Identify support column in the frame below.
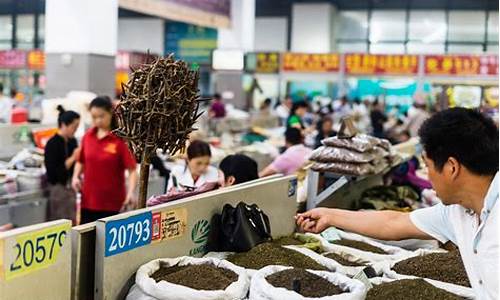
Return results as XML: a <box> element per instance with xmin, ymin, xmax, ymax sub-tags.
<box><xmin>291</xmin><ymin>3</ymin><xmax>337</xmax><ymax>53</ymax></box>
<box><xmin>215</xmin><ymin>0</ymin><xmax>255</xmax><ymax>110</ymax></box>
<box><xmin>45</xmin><ymin>0</ymin><xmax>118</xmax><ymax>98</ymax></box>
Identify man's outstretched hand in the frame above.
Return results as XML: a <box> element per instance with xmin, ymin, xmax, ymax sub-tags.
<box><xmin>295</xmin><ymin>208</ymin><xmax>333</xmax><ymax>234</ymax></box>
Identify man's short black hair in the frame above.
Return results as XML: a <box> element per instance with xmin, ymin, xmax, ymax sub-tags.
<box><xmin>219</xmin><ymin>154</ymin><xmax>258</xmax><ymax>185</ymax></box>
<box><xmin>213</xmin><ymin>93</ymin><xmax>221</xmax><ymax>100</ymax></box>
<box><xmin>418</xmin><ymin>108</ymin><xmax>498</xmax><ymax>176</ymax></box>
<box><xmin>285</xmin><ymin>127</ymin><xmax>302</xmax><ymax>145</ymax></box>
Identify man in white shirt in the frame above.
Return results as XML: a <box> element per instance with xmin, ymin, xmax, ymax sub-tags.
<box><xmin>297</xmin><ymin>108</ymin><xmax>499</xmax><ymax>299</ymax></box>
<box><xmin>0</xmin><ymin>83</ymin><xmax>14</xmax><ymax>123</ymax></box>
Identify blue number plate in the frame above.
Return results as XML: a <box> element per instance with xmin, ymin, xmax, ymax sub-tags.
<box><xmin>104</xmin><ymin>212</ymin><xmax>152</xmax><ymax>257</ymax></box>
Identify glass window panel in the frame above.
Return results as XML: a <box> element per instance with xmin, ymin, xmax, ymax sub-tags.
<box><xmin>370</xmin><ymin>43</ymin><xmax>405</xmax><ymax>54</ymax></box>
<box><xmin>447</xmin><ymin>44</ymin><xmax>484</xmax><ymax>54</ymax></box>
<box><xmin>0</xmin><ymin>42</ymin><xmax>10</xmax><ymax>50</ymax></box>
<box><xmin>487</xmin><ymin>11</ymin><xmax>498</xmax><ymax>42</ymax></box>
<box><xmin>409</xmin><ymin>10</ymin><xmax>446</xmax><ymax>42</ymax></box>
<box><xmin>16</xmin><ymin>15</ymin><xmax>34</xmax><ymax>45</ymax></box>
<box><xmin>448</xmin><ymin>11</ymin><xmax>485</xmax><ymax>42</ymax></box>
<box><xmin>38</xmin><ymin>15</ymin><xmax>45</xmax><ymax>41</ymax></box>
<box><xmin>407</xmin><ymin>43</ymin><xmax>445</xmax><ymax>54</ymax></box>
<box><xmin>486</xmin><ymin>44</ymin><xmax>498</xmax><ymax>54</ymax></box>
<box><xmin>336</xmin><ymin>10</ymin><xmax>368</xmax><ymax>40</ymax></box>
<box><xmin>337</xmin><ymin>42</ymin><xmax>367</xmax><ymax>53</ymax></box>
<box><xmin>370</xmin><ymin>10</ymin><xmax>406</xmax><ymax>42</ymax></box>
<box><xmin>0</xmin><ymin>16</ymin><xmax>12</xmax><ymax>41</ymax></box>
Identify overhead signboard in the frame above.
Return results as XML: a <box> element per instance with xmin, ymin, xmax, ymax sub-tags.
<box><xmin>345</xmin><ymin>53</ymin><xmax>419</xmax><ymax>75</ymax></box>
<box><xmin>0</xmin><ymin>50</ymin><xmax>26</xmax><ymax>69</ymax></box>
<box><xmin>245</xmin><ymin>52</ymin><xmax>280</xmax><ymax>73</ymax></box>
<box><xmin>165</xmin><ymin>21</ymin><xmax>217</xmax><ymax>64</ymax></box>
<box><xmin>424</xmin><ymin>55</ymin><xmax>498</xmax><ymax>76</ymax></box>
<box><xmin>282</xmin><ymin>53</ymin><xmax>340</xmax><ymax>72</ymax></box>
<box><xmin>27</xmin><ymin>50</ymin><xmax>45</xmax><ymax>70</ymax></box>
<box><xmin>212</xmin><ymin>49</ymin><xmax>244</xmax><ymax>71</ymax></box>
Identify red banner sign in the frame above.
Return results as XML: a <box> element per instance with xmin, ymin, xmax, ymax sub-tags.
<box><xmin>0</xmin><ymin>50</ymin><xmax>26</xmax><ymax>69</ymax></box>
<box><xmin>424</xmin><ymin>55</ymin><xmax>498</xmax><ymax>76</ymax></box>
<box><xmin>345</xmin><ymin>53</ymin><xmax>419</xmax><ymax>75</ymax></box>
<box><xmin>282</xmin><ymin>53</ymin><xmax>340</xmax><ymax>72</ymax></box>
<box><xmin>27</xmin><ymin>50</ymin><xmax>45</xmax><ymax>70</ymax></box>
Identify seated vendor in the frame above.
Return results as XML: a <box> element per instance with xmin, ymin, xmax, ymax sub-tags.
<box><xmin>259</xmin><ymin>127</ymin><xmax>312</xmax><ymax>177</ymax></box>
<box><xmin>167</xmin><ymin>140</ymin><xmax>223</xmax><ymax>192</ymax></box>
<box><xmin>219</xmin><ymin>154</ymin><xmax>259</xmax><ymax>187</ymax></box>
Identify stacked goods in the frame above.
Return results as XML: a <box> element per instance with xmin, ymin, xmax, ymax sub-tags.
<box><xmin>367</xmin><ymin>279</ymin><xmax>463</xmax><ymax>300</ymax></box>
<box><xmin>359</xmin><ymin>185</ymin><xmax>420</xmax><ymax>212</ymax></box>
<box><xmin>227</xmin><ymin>242</ymin><xmax>328</xmax><ymax>271</ymax></box>
<box><xmin>391</xmin><ymin>251</ymin><xmax>471</xmax><ymax>287</ymax></box>
<box><xmin>309</xmin><ymin>134</ymin><xmax>394</xmax><ymax>176</ymax></box>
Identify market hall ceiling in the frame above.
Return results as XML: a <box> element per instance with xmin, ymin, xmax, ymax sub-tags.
<box><xmin>0</xmin><ymin>0</ymin><xmax>497</xmax><ymax>17</ymax></box>
<box><xmin>256</xmin><ymin>0</ymin><xmax>498</xmax><ymax>16</ymax></box>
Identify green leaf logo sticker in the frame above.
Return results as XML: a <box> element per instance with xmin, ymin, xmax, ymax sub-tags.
<box><xmin>191</xmin><ymin>219</ymin><xmax>210</xmax><ymax>244</ymax></box>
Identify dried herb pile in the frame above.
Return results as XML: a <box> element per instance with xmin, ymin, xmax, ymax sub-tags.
<box><xmin>151</xmin><ymin>263</ymin><xmax>237</xmax><ymax>290</ymax></box>
<box><xmin>266</xmin><ymin>268</ymin><xmax>343</xmax><ymax>298</ymax></box>
<box><xmin>366</xmin><ymin>279</ymin><xmax>463</xmax><ymax>300</ymax></box>
<box><xmin>332</xmin><ymin>239</ymin><xmax>388</xmax><ymax>254</ymax></box>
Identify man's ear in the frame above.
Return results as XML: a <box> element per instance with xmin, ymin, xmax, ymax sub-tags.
<box><xmin>447</xmin><ymin>157</ymin><xmax>461</xmax><ymax>180</ymax></box>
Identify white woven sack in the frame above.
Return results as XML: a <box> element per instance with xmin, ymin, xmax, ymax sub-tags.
<box><xmin>249</xmin><ymin>265</ymin><xmax>366</xmax><ymax>300</ymax></box>
<box><xmin>126</xmin><ymin>256</ymin><xmax>250</xmax><ymax>300</ymax></box>
<box><xmin>373</xmin><ymin>249</ymin><xmax>475</xmax><ymax>299</ymax></box>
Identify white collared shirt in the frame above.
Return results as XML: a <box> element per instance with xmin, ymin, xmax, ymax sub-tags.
<box><xmin>167</xmin><ymin>164</ymin><xmax>220</xmax><ymax>191</ymax></box>
<box><xmin>410</xmin><ymin>172</ymin><xmax>499</xmax><ymax>300</ymax></box>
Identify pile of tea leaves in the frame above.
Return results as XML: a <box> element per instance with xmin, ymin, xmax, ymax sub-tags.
<box><xmin>332</xmin><ymin>239</ymin><xmax>387</xmax><ymax>254</ymax></box>
<box><xmin>323</xmin><ymin>252</ymin><xmax>367</xmax><ymax>267</ymax></box>
<box><xmin>392</xmin><ymin>251</ymin><xmax>470</xmax><ymax>287</ymax></box>
<box><xmin>266</xmin><ymin>268</ymin><xmax>343</xmax><ymax>298</ymax></box>
<box><xmin>227</xmin><ymin>242</ymin><xmax>327</xmax><ymax>270</ymax></box>
<box><xmin>150</xmin><ymin>263</ymin><xmax>237</xmax><ymax>290</ymax></box>
<box><xmin>366</xmin><ymin>279</ymin><xmax>463</xmax><ymax>300</ymax></box>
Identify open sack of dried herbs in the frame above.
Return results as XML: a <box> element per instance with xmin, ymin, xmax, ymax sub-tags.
<box><xmin>204</xmin><ymin>240</ymin><xmax>337</xmax><ymax>277</ymax></box>
<box><xmin>249</xmin><ymin>266</ymin><xmax>367</xmax><ymax>300</ymax></box>
<box><xmin>366</xmin><ymin>277</ymin><xmax>472</xmax><ymax>300</ymax></box>
<box><xmin>308</xmin><ymin>229</ymin><xmax>413</xmax><ymax>266</ymax></box>
<box><xmin>309</xmin><ymin>133</ymin><xmax>398</xmax><ymax>176</ymax></box>
<box><xmin>373</xmin><ymin>248</ymin><xmax>475</xmax><ymax>299</ymax></box>
<box><xmin>125</xmin><ymin>257</ymin><xmax>250</xmax><ymax>300</ymax></box>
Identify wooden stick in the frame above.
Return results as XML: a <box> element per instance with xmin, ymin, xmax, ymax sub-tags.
<box><xmin>138</xmin><ymin>152</ymin><xmax>150</xmax><ymax>209</ymax></box>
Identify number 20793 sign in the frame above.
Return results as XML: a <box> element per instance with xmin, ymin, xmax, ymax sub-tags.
<box><xmin>105</xmin><ymin>212</ymin><xmax>152</xmax><ymax>257</ymax></box>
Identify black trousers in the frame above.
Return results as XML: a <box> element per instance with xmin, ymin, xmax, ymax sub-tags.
<box><xmin>80</xmin><ymin>208</ymin><xmax>118</xmax><ymax>224</ymax></box>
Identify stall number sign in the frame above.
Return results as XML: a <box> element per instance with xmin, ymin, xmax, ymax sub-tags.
<box><xmin>104</xmin><ymin>212</ymin><xmax>152</xmax><ymax>257</ymax></box>
<box><xmin>2</xmin><ymin>223</ymin><xmax>70</xmax><ymax>280</ymax></box>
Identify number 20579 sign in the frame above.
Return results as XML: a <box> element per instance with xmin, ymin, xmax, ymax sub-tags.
<box><xmin>105</xmin><ymin>212</ymin><xmax>152</xmax><ymax>257</ymax></box>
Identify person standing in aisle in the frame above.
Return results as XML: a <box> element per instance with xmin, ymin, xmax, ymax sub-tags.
<box><xmin>297</xmin><ymin>108</ymin><xmax>498</xmax><ymax>300</ymax></box>
<box><xmin>259</xmin><ymin>127</ymin><xmax>312</xmax><ymax>177</ymax></box>
<box><xmin>44</xmin><ymin>106</ymin><xmax>80</xmax><ymax>223</ymax></box>
<box><xmin>287</xmin><ymin>100</ymin><xmax>309</xmax><ymax>130</ymax></box>
<box><xmin>72</xmin><ymin>96</ymin><xmax>138</xmax><ymax>224</ymax></box>
<box><xmin>370</xmin><ymin>99</ymin><xmax>388</xmax><ymax>138</ymax></box>
<box><xmin>275</xmin><ymin>95</ymin><xmax>292</xmax><ymax>126</ymax></box>
<box><xmin>209</xmin><ymin>93</ymin><xmax>226</xmax><ymax>119</ymax></box>
<box><xmin>0</xmin><ymin>83</ymin><xmax>14</xmax><ymax>123</ymax></box>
